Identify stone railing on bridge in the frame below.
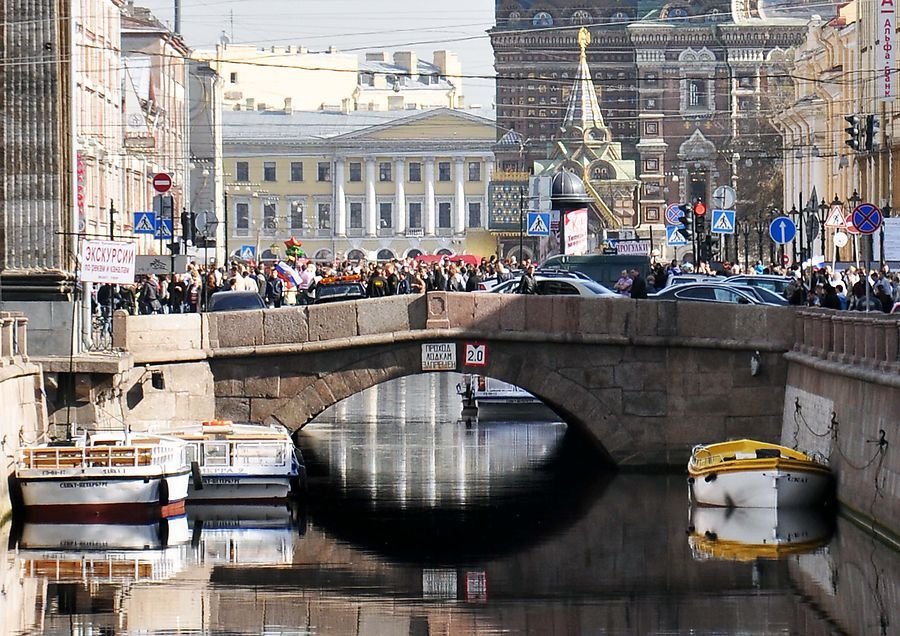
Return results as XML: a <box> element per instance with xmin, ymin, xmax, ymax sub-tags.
<box><xmin>0</xmin><ymin>311</ymin><xmax>29</xmax><ymax>364</ymax></box>
<box><xmin>791</xmin><ymin>309</ymin><xmax>900</xmax><ymax>378</ymax></box>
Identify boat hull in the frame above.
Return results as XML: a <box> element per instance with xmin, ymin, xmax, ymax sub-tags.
<box><xmin>688</xmin><ymin>467</ymin><xmax>831</xmax><ymax>508</ymax></box>
<box><xmin>189</xmin><ymin>475</ymin><xmax>294</xmax><ymax>503</ymax></box>
<box><xmin>472</xmin><ymin>398</ymin><xmax>558</xmax><ymax>422</ymax></box>
<box><xmin>18</xmin><ymin>472</ymin><xmax>191</xmax><ymax>522</ymax></box>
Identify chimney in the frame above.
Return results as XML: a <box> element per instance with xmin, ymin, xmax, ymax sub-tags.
<box><xmin>284</xmin><ymin>97</ymin><xmax>292</xmax><ymax>112</ymax></box>
<box><xmin>393</xmin><ymin>51</ymin><xmax>418</xmax><ymax>82</ymax></box>
<box><xmin>365</xmin><ymin>51</ymin><xmax>388</xmax><ymax>62</ymax></box>
<box><xmin>245</xmin><ymin>97</ymin><xmax>255</xmax><ymax>110</ymax></box>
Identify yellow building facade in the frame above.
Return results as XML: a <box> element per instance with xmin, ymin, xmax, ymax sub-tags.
<box><xmin>776</xmin><ymin>1</ymin><xmax>898</xmax><ymax>260</ymax></box>
<box><xmin>222</xmin><ymin>108</ymin><xmax>497</xmax><ymax>261</ymax></box>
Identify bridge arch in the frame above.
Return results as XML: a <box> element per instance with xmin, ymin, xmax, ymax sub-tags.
<box><xmin>210</xmin><ymin>338</ymin><xmax>626</xmax><ymax>463</ymax></box>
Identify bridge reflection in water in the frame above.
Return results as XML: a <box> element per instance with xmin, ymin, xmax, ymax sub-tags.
<box><xmin>2</xmin><ymin>374</ymin><xmax>897</xmax><ymax>635</ymax></box>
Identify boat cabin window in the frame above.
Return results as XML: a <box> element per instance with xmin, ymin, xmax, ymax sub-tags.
<box><xmin>204</xmin><ymin>442</ymin><xmax>230</xmax><ymax>466</ymax></box>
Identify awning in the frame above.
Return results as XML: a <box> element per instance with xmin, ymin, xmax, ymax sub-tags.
<box><xmin>415</xmin><ymin>254</ymin><xmax>481</xmax><ymax>267</ymax></box>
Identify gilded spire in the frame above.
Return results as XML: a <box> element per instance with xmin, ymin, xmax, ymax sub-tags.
<box><xmin>561</xmin><ymin>26</ymin><xmax>607</xmax><ymax>138</ymax></box>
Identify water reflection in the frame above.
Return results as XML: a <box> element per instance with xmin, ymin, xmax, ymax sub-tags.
<box><xmin>1</xmin><ymin>373</ymin><xmax>896</xmax><ymax>635</ymax></box>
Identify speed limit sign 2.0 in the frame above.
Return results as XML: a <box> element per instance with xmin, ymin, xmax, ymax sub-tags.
<box><xmin>464</xmin><ymin>343</ymin><xmax>488</xmax><ymax>367</ymax></box>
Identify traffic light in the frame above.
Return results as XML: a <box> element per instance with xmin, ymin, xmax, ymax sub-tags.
<box><xmin>676</xmin><ymin>203</ymin><xmax>693</xmax><ymax>241</ymax></box>
<box><xmin>180</xmin><ymin>211</ymin><xmax>196</xmax><ymax>244</ymax></box>
<box><xmin>166</xmin><ymin>242</ymin><xmax>181</xmax><ymax>255</ymax></box>
<box><xmin>695</xmin><ymin>213</ymin><xmax>706</xmax><ymax>234</ymax></box>
<box><xmin>845</xmin><ymin>114</ymin><xmax>861</xmax><ymax>151</ymax></box>
<box><xmin>865</xmin><ymin>114</ymin><xmax>879</xmax><ymax>151</ymax></box>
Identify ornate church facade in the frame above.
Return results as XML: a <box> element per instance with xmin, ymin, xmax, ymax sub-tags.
<box><xmin>491</xmin><ymin>2</ymin><xmax>820</xmax><ymax>238</ymax></box>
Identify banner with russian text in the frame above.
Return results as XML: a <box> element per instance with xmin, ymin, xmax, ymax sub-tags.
<box><xmin>879</xmin><ymin>0</ymin><xmax>896</xmax><ymax>102</ymax></box>
<box><xmin>564</xmin><ymin>208</ymin><xmax>588</xmax><ymax>255</ymax></box>
<box><xmin>81</xmin><ymin>240</ymin><xmax>136</xmax><ymax>284</ymax></box>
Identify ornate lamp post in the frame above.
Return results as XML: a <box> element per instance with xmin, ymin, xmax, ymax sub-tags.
<box><xmin>848</xmin><ymin>190</ymin><xmax>861</xmax><ymax>264</ymax></box>
<box><xmin>818</xmin><ymin>198</ymin><xmax>829</xmax><ymax>259</ymax></box>
<box><xmin>754</xmin><ymin>219</ymin><xmax>765</xmax><ymax>265</ymax></box>
<box><xmin>768</xmin><ymin>207</ymin><xmax>781</xmax><ymax>265</ymax></box>
<box><xmin>739</xmin><ymin>219</ymin><xmax>750</xmax><ymax>273</ymax></box>
<box><xmin>788</xmin><ymin>204</ymin><xmax>800</xmax><ymax>264</ymax></box>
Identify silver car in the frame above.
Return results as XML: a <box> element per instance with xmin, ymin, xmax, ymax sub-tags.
<box><xmin>650</xmin><ymin>283</ymin><xmax>771</xmax><ymax>305</ymax></box>
<box><xmin>491</xmin><ymin>275</ymin><xmax>622</xmax><ymax>297</ymax></box>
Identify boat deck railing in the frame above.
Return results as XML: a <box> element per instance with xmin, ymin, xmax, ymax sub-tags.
<box><xmin>191</xmin><ymin>439</ymin><xmax>290</xmax><ymax>469</ymax></box>
<box><xmin>19</xmin><ymin>444</ymin><xmax>182</xmax><ymax>470</ymax></box>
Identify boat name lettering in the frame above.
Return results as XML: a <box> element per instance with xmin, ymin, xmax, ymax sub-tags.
<box><xmin>60</xmin><ymin>481</ymin><xmax>109</xmax><ymax>488</ymax></box>
<box><xmin>100</xmin><ymin>468</ymin><xmax>126</xmax><ymax>474</ymax></box>
<box><xmin>39</xmin><ymin>470</ymin><xmax>68</xmax><ymax>476</ymax></box>
<box><xmin>205</xmin><ymin>478</ymin><xmax>242</xmax><ymax>485</ymax></box>
<box><xmin>786</xmin><ymin>476</ymin><xmax>809</xmax><ymax>483</ymax></box>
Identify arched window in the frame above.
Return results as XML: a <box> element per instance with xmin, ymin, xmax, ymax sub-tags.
<box><xmin>313</xmin><ymin>248</ymin><xmax>333</xmax><ymax>262</ymax></box>
<box><xmin>532</xmin><ymin>11</ymin><xmax>553</xmax><ymax>27</ymax></box>
<box><xmin>610</xmin><ymin>11</ymin><xmax>628</xmax><ymax>24</ymax></box>
<box><xmin>346</xmin><ymin>249</ymin><xmax>366</xmax><ymax>261</ymax></box>
<box><xmin>376</xmin><ymin>248</ymin><xmax>395</xmax><ymax>261</ymax></box>
<box><xmin>406</xmin><ymin>248</ymin><xmax>423</xmax><ymax>259</ymax></box>
<box><xmin>571</xmin><ymin>10</ymin><xmax>591</xmax><ymax>25</ymax></box>
<box><xmin>436</xmin><ymin>248</ymin><xmax>454</xmax><ymax>256</ymax></box>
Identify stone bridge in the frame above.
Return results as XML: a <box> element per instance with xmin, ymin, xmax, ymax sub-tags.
<box><xmin>110</xmin><ymin>293</ymin><xmax>797</xmax><ymax>466</ymax></box>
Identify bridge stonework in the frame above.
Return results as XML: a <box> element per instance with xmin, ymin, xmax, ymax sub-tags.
<box><xmin>203</xmin><ymin>293</ymin><xmax>795</xmax><ymax>466</ymax></box>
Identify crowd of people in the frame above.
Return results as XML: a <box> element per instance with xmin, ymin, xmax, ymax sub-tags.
<box><xmin>90</xmin><ymin>254</ymin><xmax>900</xmax><ymax>317</ymax></box>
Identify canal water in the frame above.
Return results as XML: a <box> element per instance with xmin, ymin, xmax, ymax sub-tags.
<box><xmin>2</xmin><ymin>373</ymin><xmax>897</xmax><ymax>634</ymax></box>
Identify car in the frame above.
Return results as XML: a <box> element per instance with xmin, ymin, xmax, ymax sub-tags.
<box><xmin>314</xmin><ymin>275</ymin><xmax>367</xmax><ymax>304</ymax></box>
<box><xmin>207</xmin><ymin>290</ymin><xmax>266</xmax><ymax>312</ymax></box>
<box><xmin>724</xmin><ymin>275</ymin><xmax>794</xmax><ymax>296</ymax></box>
<box><xmin>663</xmin><ymin>274</ymin><xmax>721</xmax><ymax>288</ymax></box>
<box><xmin>539</xmin><ymin>254</ymin><xmax>650</xmax><ymax>289</ymax></box>
<box><xmin>720</xmin><ymin>283</ymin><xmax>789</xmax><ymax>306</ymax></box>
<box><xmin>649</xmin><ymin>283</ymin><xmax>768</xmax><ymax>305</ymax></box>
<box><xmin>490</xmin><ymin>274</ymin><xmax>622</xmax><ymax>297</ymax></box>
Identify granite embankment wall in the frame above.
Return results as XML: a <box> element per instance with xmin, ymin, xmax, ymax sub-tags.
<box><xmin>0</xmin><ymin>313</ymin><xmax>47</xmax><ymax>521</ymax></box>
<box><xmin>785</xmin><ymin>310</ymin><xmax>900</xmax><ymax>543</ymax></box>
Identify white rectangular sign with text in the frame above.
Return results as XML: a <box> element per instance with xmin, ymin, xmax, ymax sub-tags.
<box><xmin>80</xmin><ymin>240</ymin><xmax>136</xmax><ymax>284</ymax></box>
<box><xmin>878</xmin><ymin>0</ymin><xmax>896</xmax><ymax>102</ymax></box>
<box><xmin>422</xmin><ymin>343</ymin><xmax>457</xmax><ymax>371</ymax></box>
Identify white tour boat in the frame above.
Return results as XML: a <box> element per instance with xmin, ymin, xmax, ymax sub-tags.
<box><xmin>457</xmin><ymin>375</ymin><xmax>557</xmax><ymax>421</ymax></box>
<box><xmin>158</xmin><ymin>420</ymin><xmax>304</xmax><ymax>503</ymax></box>
<box><xmin>15</xmin><ymin>431</ymin><xmax>191</xmax><ymax>522</ymax></box>
<box><xmin>687</xmin><ymin>439</ymin><xmax>832</xmax><ymax>508</ymax></box>
<box><xmin>687</xmin><ymin>506</ymin><xmax>833</xmax><ymax>561</ymax></box>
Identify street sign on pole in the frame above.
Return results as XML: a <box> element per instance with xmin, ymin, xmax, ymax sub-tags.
<box><xmin>851</xmin><ymin>203</ymin><xmax>883</xmax><ymax>235</ymax></box>
<box><xmin>768</xmin><ymin>216</ymin><xmax>797</xmax><ymax>245</ymax></box>
<box><xmin>152</xmin><ymin>172</ymin><xmax>173</xmax><ymax>193</ymax></box>
<box><xmin>712</xmin><ymin>186</ymin><xmax>736</xmax><ymax>210</ymax></box>
<box><xmin>825</xmin><ymin>205</ymin><xmax>846</xmax><ymax>228</ymax></box>
<box><xmin>845</xmin><ymin>215</ymin><xmax>861</xmax><ymax>236</ymax></box>
<box><xmin>666</xmin><ymin>225</ymin><xmax>688</xmax><ymax>246</ymax></box>
<box><xmin>806</xmin><ymin>213</ymin><xmax>820</xmax><ymax>241</ymax></box>
<box><xmin>134</xmin><ymin>212</ymin><xmax>156</xmax><ymax>235</ymax></box>
<box><xmin>664</xmin><ymin>204</ymin><xmax>683</xmax><ymax>226</ymax></box>
<box><xmin>154</xmin><ymin>218</ymin><xmax>172</xmax><ymax>239</ymax></box>
<box><xmin>710</xmin><ymin>209</ymin><xmax>736</xmax><ymax>234</ymax></box>
<box><xmin>526</xmin><ymin>211</ymin><xmax>551</xmax><ymax>236</ymax></box>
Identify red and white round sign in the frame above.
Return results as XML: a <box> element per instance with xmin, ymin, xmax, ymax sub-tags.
<box><xmin>152</xmin><ymin>172</ymin><xmax>172</xmax><ymax>193</ymax></box>
<box><xmin>781</xmin><ymin>253</ymin><xmax>792</xmax><ymax>267</ymax></box>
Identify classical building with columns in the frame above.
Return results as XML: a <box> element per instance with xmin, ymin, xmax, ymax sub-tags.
<box><xmin>222</xmin><ymin>108</ymin><xmax>497</xmax><ymax>261</ymax></box>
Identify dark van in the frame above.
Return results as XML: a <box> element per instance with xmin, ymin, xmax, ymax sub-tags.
<box><xmin>539</xmin><ymin>254</ymin><xmax>650</xmax><ymax>289</ymax></box>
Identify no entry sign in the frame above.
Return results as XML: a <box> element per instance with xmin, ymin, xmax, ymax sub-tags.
<box><xmin>152</xmin><ymin>172</ymin><xmax>172</xmax><ymax>193</ymax></box>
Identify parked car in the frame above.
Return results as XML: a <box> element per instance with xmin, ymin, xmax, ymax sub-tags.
<box><xmin>663</xmin><ymin>274</ymin><xmax>721</xmax><ymax>288</ymax></box>
<box><xmin>724</xmin><ymin>275</ymin><xmax>794</xmax><ymax>296</ymax></box>
<box><xmin>649</xmin><ymin>283</ymin><xmax>768</xmax><ymax>305</ymax></box>
<box><xmin>207</xmin><ymin>291</ymin><xmax>266</xmax><ymax>312</ymax></box>
<box><xmin>719</xmin><ymin>283</ymin><xmax>789</xmax><ymax>306</ymax></box>
<box><xmin>490</xmin><ymin>275</ymin><xmax>622</xmax><ymax>297</ymax></box>
<box><xmin>314</xmin><ymin>275</ymin><xmax>367</xmax><ymax>304</ymax></box>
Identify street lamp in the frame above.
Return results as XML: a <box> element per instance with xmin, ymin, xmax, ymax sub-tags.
<box><xmin>848</xmin><ymin>190</ymin><xmax>862</xmax><ymax>265</ymax></box>
<box><xmin>789</xmin><ymin>204</ymin><xmax>799</xmax><ymax>264</ymax></box>
<box><xmin>739</xmin><ymin>219</ymin><xmax>750</xmax><ymax>273</ymax></box>
<box><xmin>817</xmin><ymin>198</ymin><xmax>829</xmax><ymax>259</ymax></box>
<box><xmin>881</xmin><ymin>203</ymin><xmax>891</xmax><ymax>268</ymax></box>
<box><xmin>754</xmin><ymin>219</ymin><xmax>765</xmax><ymax>266</ymax></box>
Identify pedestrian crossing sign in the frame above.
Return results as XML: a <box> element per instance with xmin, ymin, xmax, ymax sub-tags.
<box><xmin>666</xmin><ymin>225</ymin><xmax>688</xmax><ymax>246</ymax></box>
<box><xmin>134</xmin><ymin>212</ymin><xmax>156</xmax><ymax>235</ymax></box>
<box><xmin>154</xmin><ymin>219</ymin><xmax>172</xmax><ymax>239</ymax></box>
<box><xmin>526</xmin><ymin>212</ymin><xmax>551</xmax><ymax>236</ymax></box>
<box><xmin>711</xmin><ymin>209</ymin><xmax>735</xmax><ymax>234</ymax></box>
<box><xmin>240</xmin><ymin>245</ymin><xmax>256</xmax><ymax>261</ymax></box>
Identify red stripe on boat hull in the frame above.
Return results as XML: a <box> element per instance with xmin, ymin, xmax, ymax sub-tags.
<box><xmin>22</xmin><ymin>500</ymin><xmax>185</xmax><ymax>524</ymax></box>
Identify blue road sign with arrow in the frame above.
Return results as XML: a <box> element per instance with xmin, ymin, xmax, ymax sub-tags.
<box><xmin>526</xmin><ymin>212</ymin><xmax>551</xmax><ymax>236</ymax></box>
<box><xmin>768</xmin><ymin>216</ymin><xmax>797</xmax><ymax>245</ymax></box>
<box><xmin>666</xmin><ymin>225</ymin><xmax>688</xmax><ymax>246</ymax></box>
<box><xmin>154</xmin><ymin>218</ymin><xmax>173</xmax><ymax>239</ymax></box>
<box><xmin>851</xmin><ymin>203</ymin><xmax>883</xmax><ymax>235</ymax></box>
<box><xmin>711</xmin><ymin>209</ymin><xmax>736</xmax><ymax>234</ymax></box>
<box><xmin>134</xmin><ymin>212</ymin><xmax>156</xmax><ymax>235</ymax></box>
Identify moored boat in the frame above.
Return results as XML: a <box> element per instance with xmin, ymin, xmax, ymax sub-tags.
<box><xmin>15</xmin><ymin>431</ymin><xmax>191</xmax><ymax>522</ymax></box>
<box><xmin>687</xmin><ymin>439</ymin><xmax>832</xmax><ymax>508</ymax></box>
<box><xmin>157</xmin><ymin>420</ymin><xmax>303</xmax><ymax>503</ymax></box>
<box><xmin>457</xmin><ymin>375</ymin><xmax>557</xmax><ymax>421</ymax></box>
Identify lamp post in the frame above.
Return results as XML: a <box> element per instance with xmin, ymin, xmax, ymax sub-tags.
<box><xmin>768</xmin><ymin>207</ymin><xmax>781</xmax><ymax>265</ymax></box>
<box><xmin>818</xmin><ymin>198</ymin><xmax>829</xmax><ymax>260</ymax></box>
<box><xmin>880</xmin><ymin>203</ymin><xmax>891</xmax><ymax>268</ymax></box>
<box><xmin>517</xmin><ymin>138</ymin><xmax>531</xmax><ymax>262</ymax></box>
<box><xmin>739</xmin><ymin>219</ymin><xmax>750</xmax><ymax>273</ymax></box>
<box><xmin>789</xmin><ymin>204</ymin><xmax>799</xmax><ymax>264</ymax></box>
<box><xmin>848</xmin><ymin>189</ymin><xmax>861</xmax><ymax>265</ymax></box>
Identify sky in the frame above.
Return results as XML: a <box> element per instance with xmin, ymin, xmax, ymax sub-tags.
<box><xmin>140</xmin><ymin>0</ymin><xmax>497</xmax><ymax>107</ymax></box>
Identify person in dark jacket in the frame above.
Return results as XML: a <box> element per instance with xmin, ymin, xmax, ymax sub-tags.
<box><xmin>629</xmin><ymin>268</ymin><xmax>648</xmax><ymax>299</ymax></box>
<box><xmin>516</xmin><ymin>265</ymin><xmax>538</xmax><ymax>294</ymax></box>
<box><xmin>465</xmin><ymin>265</ymin><xmax>482</xmax><ymax>292</ymax></box>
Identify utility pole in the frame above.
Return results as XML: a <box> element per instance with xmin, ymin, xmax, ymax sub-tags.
<box><xmin>109</xmin><ymin>199</ymin><xmax>115</xmax><ymax>240</ymax></box>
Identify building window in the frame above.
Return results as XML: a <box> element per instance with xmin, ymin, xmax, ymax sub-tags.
<box><xmin>290</xmin><ymin>162</ymin><xmax>303</xmax><ymax>182</ymax></box>
<box><xmin>468</xmin><ymin>162</ymin><xmax>481</xmax><ymax>182</ymax></box>
<box><xmin>236</xmin><ymin>203</ymin><xmax>249</xmax><ymax>230</ymax></box>
<box><xmin>643</xmin><ymin>158</ymin><xmax>659</xmax><ymax>172</ymax></box>
<box><xmin>643</xmin><ymin>73</ymin><xmax>658</xmax><ymax>85</ymax></box>
<box><xmin>263</xmin><ymin>201</ymin><xmax>277</xmax><ymax>233</ymax></box>
<box><xmin>438</xmin><ymin>162</ymin><xmax>451</xmax><ymax>181</ymax></box>
<box><xmin>317</xmin><ymin>162</ymin><xmax>331</xmax><ymax>182</ymax></box>
<box><xmin>236</xmin><ymin>161</ymin><xmax>249</xmax><ymax>182</ymax></box>
<box><xmin>645</xmin><ymin>121</ymin><xmax>659</xmax><ymax>135</ymax></box>
<box><xmin>571</xmin><ymin>9</ymin><xmax>591</xmax><ymax>25</ymax></box>
<box><xmin>409</xmin><ymin>162</ymin><xmax>421</xmax><ymax>182</ymax></box>
<box><xmin>317</xmin><ymin>203</ymin><xmax>331</xmax><ymax>229</ymax></box>
<box><xmin>688</xmin><ymin>79</ymin><xmax>706</xmax><ymax>108</ymax></box>
<box><xmin>408</xmin><ymin>202</ymin><xmax>422</xmax><ymax>228</ymax></box>
<box><xmin>532</xmin><ymin>11</ymin><xmax>553</xmax><ymax>27</ymax></box>
<box><xmin>349</xmin><ymin>162</ymin><xmax>362</xmax><ymax>182</ymax></box>
<box><xmin>379</xmin><ymin>162</ymin><xmax>392</xmax><ymax>182</ymax></box>
<box><xmin>645</xmin><ymin>207</ymin><xmax>661</xmax><ymax>222</ymax></box>
<box><xmin>349</xmin><ymin>202</ymin><xmax>363</xmax><ymax>229</ymax></box>
<box><xmin>379</xmin><ymin>202</ymin><xmax>393</xmax><ymax>228</ymax></box>
<box><xmin>467</xmin><ymin>202</ymin><xmax>481</xmax><ymax>228</ymax></box>
<box><xmin>230</xmin><ymin>72</ymin><xmax>237</xmax><ymax>84</ymax></box>
<box><xmin>438</xmin><ymin>202</ymin><xmax>452</xmax><ymax>228</ymax></box>
<box><xmin>263</xmin><ymin>162</ymin><xmax>276</xmax><ymax>182</ymax></box>
<box><xmin>289</xmin><ymin>200</ymin><xmax>304</xmax><ymax>230</ymax></box>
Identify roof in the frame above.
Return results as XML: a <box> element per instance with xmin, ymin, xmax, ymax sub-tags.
<box><xmin>358</xmin><ymin>58</ymin><xmax>455</xmax><ymax>91</ymax></box>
